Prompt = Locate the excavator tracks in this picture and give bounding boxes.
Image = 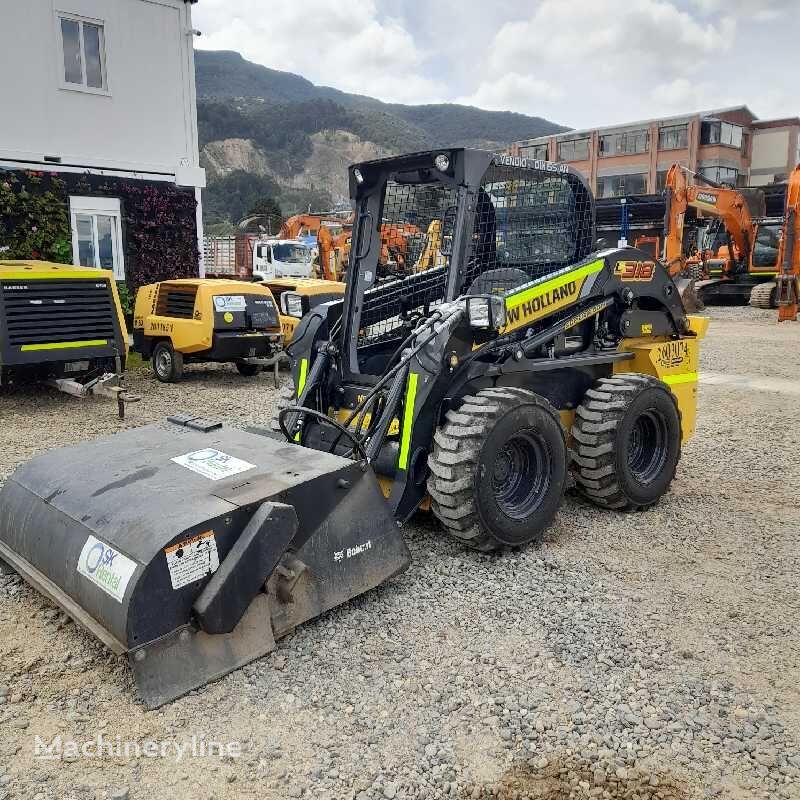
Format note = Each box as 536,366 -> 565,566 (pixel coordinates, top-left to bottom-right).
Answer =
749,282 -> 777,309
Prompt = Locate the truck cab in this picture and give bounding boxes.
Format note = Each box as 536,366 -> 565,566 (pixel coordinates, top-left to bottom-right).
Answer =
252,239 -> 314,280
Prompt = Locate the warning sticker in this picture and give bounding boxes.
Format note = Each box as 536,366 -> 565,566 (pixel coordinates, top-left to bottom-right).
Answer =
172,448 -> 256,481
164,531 -> 219,590
77,535 -> 138,603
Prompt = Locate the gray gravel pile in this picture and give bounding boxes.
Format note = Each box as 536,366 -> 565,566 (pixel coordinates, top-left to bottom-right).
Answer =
0,308 -> 798,800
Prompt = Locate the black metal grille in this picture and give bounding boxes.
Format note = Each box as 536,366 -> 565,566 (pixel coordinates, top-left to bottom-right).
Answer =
1,279 -> 118,347
357,181 -> 457,346
463,165 -> 594,296
156,284 -> 197,319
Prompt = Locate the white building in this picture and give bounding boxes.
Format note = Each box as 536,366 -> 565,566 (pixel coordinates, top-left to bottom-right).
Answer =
0,0 -> 206,282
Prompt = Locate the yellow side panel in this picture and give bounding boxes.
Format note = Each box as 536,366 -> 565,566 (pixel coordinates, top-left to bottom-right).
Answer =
133,284 -> 157,329
332,407 -> 400,436
613,318 -> 707,442
280,314 -> 299,344
375,475 -> 431,512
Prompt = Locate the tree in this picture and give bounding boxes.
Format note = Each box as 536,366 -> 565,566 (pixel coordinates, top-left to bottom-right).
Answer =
245,197 -> 284,235
202,170 -> 281,226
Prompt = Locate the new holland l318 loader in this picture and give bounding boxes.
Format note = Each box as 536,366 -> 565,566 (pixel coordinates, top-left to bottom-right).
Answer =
0,150 -> 706,707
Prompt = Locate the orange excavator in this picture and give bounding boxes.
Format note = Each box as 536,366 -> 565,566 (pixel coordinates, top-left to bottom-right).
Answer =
278,213 -> 352,241
316,221 -> 427,281
281,213 -> 434,282
662,163 -> 782,306
317,224 -> 352,281
773,163 -> 799,321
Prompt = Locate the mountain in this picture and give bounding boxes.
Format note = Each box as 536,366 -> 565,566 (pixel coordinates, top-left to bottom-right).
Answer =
194,50 -> 569,225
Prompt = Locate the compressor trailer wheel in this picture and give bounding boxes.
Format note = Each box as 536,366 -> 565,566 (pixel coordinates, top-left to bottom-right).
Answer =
571,374 -> 682,510
428,387 -> 568,551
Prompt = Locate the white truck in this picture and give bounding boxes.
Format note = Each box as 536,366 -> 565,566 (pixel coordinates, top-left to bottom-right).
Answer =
252,238 -> 315,281
203,235 -> 315,280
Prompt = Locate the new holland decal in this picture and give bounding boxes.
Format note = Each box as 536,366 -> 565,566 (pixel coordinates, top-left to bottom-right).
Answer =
502,259 -> 604,333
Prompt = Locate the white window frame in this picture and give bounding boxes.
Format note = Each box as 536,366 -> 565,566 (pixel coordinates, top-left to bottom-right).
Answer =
69,196 -> 125,280
56,10 -> 110,96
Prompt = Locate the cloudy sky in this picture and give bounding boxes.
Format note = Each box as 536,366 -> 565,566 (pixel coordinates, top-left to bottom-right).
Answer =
194,0 -> 798,129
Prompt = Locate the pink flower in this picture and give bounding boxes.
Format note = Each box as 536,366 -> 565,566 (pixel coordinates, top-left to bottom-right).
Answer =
31,225 -> 38,232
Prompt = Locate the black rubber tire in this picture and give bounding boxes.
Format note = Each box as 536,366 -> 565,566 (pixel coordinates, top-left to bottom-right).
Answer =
235,361 -> 261,377
749,282 -> 777,309
571,374 -> 681,511
152,340 -> 184,383
270,385 -> 296,432
427,387 -> 568,551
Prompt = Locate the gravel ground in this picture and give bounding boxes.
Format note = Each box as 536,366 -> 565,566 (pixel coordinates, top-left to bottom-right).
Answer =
0,307 -> 799,800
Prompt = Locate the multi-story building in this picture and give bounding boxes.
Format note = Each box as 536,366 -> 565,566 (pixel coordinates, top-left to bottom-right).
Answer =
512,106 -> 800,198
0,0 -> 206,285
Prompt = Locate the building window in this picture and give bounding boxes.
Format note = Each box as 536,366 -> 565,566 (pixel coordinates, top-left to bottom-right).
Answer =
700,120 -> 743,149
597,173 -> 648,198
59,15 -> 106,90
658,125 -> 688,151
656,170 -> 669,192
557,138 -> 590,161
519,143 -> 549,160
599,129 -> 649,156
69,197 -> 125,280
699,166 -> 739,186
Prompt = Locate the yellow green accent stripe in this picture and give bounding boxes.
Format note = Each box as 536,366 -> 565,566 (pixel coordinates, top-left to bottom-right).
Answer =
397,371 -> 419,470
21,339 -> 108,352
296,358 -> 309,394
662,372 -> 698,385
504,258 -> 604,308
293,358 -> 309,442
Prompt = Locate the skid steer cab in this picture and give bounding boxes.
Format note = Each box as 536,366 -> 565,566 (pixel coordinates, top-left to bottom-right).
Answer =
132,279 -> 283,382
278,148 -> 708,550
255,277 -> 346,344
0,260 -> 133,404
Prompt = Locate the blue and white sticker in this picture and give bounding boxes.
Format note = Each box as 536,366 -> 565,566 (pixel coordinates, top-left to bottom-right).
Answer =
77,536 -> 138,603
172,448 -> 256,481
213,295 -> 247,312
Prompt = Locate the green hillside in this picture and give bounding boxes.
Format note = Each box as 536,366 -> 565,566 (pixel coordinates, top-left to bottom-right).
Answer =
195,50 -> 568,223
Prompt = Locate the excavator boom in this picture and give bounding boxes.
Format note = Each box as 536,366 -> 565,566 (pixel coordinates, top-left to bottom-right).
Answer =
777,164 -> 800,322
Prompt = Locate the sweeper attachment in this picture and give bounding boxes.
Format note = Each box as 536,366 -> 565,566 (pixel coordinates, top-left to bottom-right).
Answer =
0,421 -> 409,707
0,149 -> 706,707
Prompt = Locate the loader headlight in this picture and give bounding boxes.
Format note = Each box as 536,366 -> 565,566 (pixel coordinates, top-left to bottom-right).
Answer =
466,295 -> 507,331
280,291 -> 308,318
434,153 -> 450,172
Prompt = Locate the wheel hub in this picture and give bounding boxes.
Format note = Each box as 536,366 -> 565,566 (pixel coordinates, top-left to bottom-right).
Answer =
156,350 -> 172,376
626,409 -> 669,484
491,430 -> 551,521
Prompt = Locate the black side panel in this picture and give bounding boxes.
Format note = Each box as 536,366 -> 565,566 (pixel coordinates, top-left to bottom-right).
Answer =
0,278 -> 123,366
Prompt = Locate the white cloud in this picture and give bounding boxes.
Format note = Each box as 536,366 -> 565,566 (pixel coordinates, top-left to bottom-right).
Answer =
457,73 -> 562,114
456,0 -> 744,126
192,0 -> 799,129
692,0 -> 795,21
193,0 -> 447,105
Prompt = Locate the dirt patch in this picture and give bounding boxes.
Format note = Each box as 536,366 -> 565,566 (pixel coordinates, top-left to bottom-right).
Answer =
465,755 -> 691,799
